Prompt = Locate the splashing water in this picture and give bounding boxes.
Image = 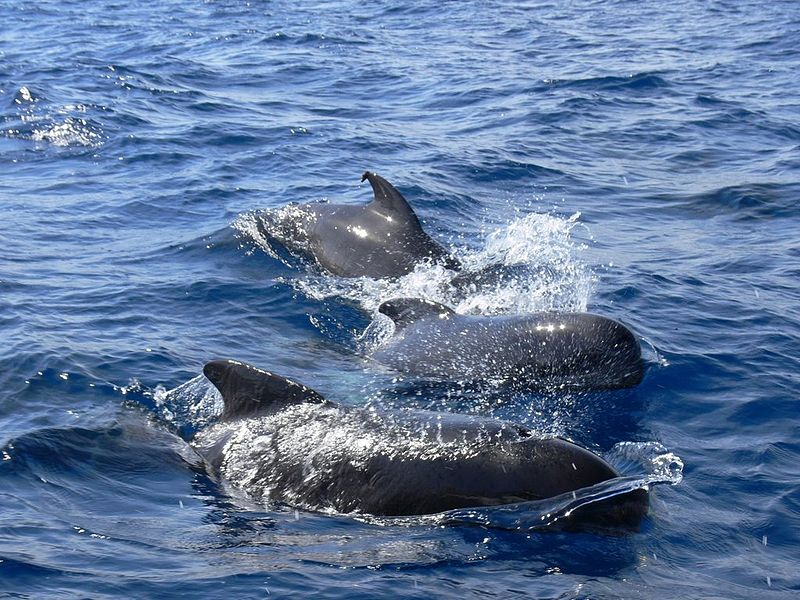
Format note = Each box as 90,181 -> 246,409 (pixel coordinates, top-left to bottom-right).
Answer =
234,204 -> 317,265
151,375 -> 223,436
4,87 -> 105,149
235,206 -> 593,336
30,115 -> 103,147
456,211 -> 592,314
611,441 -> 685,485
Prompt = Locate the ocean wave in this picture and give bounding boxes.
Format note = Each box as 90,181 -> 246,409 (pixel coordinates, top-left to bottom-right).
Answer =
543,72 -> 672,93
655,182 -> 800,221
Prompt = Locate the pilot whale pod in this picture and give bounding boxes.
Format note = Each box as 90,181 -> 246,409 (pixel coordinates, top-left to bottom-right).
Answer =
195,359 -> 648,528
297,172 -> 460,278
372,298 -> 644,390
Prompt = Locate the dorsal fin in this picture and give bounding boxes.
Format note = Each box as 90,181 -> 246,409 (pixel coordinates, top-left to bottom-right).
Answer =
360,171 -> 463,272
203,360 -> 330,422
378,298 -> 455,330
361,171 -> 420,224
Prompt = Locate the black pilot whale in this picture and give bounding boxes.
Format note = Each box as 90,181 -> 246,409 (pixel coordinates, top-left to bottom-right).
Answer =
372,298 -> 645,390
194,359 -> 648,528
293,172 -> 460,278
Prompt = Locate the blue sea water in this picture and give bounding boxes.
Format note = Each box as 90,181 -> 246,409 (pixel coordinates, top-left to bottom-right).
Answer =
1,0 -> 799,597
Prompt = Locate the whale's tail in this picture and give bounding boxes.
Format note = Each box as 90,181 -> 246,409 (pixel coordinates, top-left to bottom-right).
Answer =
203,360 -> 331,422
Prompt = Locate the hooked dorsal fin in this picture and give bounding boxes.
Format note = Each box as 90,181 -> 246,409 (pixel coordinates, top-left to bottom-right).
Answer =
360,171 -> 463,272
378,297 -> 456,330
203,360 -> 330,422
361,171 -> 420,224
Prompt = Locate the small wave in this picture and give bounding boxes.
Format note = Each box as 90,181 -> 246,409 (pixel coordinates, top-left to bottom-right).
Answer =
0,417 -> 196,487
656,182 -> 799,221
543,72 -> 671,94
12,85 -> 39,105
29,116 -> 104,147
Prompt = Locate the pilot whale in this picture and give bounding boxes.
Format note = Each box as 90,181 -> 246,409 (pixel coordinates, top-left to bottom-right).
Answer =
291,172 -> 460,278
194,359 -> 648,528
372,298 -> 644,390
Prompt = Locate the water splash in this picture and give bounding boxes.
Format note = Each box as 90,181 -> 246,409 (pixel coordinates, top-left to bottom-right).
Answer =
233,204 -> 316,267
4,87 -> 105,149
235,206 -> 593,325
426,475 -> 650,532
151,375 -> 223,435
610,441 -> 684,485
30,115 -> 103,147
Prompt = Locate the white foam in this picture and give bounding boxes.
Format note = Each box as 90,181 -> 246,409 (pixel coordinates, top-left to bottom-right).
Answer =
9,90 -> 105,148
31,116 -> 102,147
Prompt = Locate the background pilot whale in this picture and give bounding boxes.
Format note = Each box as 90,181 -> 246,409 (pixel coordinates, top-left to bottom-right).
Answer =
369,298 -> 645,389
259,171 -> 461,278
194,359 -> 649,529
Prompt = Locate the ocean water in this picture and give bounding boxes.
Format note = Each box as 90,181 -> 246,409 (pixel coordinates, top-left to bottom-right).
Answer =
1,0 -> 799,597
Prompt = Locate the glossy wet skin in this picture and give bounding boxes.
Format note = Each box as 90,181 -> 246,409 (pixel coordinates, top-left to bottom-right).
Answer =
301,172 -> 459,278
197,360 -> 648,525
373,299 -> 645,389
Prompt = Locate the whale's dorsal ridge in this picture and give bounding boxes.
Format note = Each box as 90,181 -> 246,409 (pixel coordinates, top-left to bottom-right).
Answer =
361,171 -> 420,225
203,359 -> 330,422
378,297 -> 456,330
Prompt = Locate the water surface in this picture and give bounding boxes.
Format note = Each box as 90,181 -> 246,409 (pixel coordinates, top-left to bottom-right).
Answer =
1,0 -> 799,598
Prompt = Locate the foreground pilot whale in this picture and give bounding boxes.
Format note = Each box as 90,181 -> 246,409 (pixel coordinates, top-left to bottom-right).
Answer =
293,172 -> 460,278
372,298 -> 644,390
194,359 -> 648,528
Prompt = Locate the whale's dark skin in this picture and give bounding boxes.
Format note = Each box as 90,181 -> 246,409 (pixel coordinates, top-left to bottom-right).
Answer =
195,359 -> 647,528
298,172 -> 460,278
372,298 -> 645,390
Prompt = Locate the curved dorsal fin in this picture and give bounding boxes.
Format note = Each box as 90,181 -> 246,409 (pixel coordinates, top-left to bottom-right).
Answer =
378,298 -> 455,330
359,171 -> 463,273
203,360 -> 330,422
361,171 -> 420,224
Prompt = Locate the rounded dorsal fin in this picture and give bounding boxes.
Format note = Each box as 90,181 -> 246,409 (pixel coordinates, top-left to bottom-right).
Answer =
203,360 -> 330,422
378,298 -> 455,330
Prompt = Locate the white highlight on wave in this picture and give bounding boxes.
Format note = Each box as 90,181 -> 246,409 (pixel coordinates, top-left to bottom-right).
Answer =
7,86 -> 104,148
31,116 -> 103,147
